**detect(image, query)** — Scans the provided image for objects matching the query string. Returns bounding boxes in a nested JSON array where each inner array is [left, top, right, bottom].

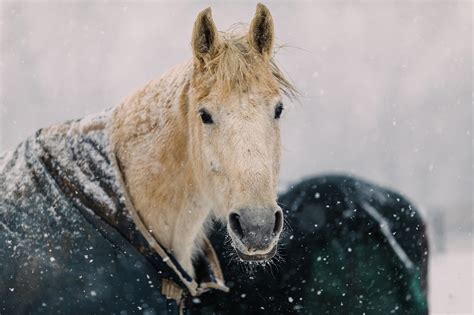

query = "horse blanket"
[[197, 176, 429, 314], [0, 111, 228, 315]]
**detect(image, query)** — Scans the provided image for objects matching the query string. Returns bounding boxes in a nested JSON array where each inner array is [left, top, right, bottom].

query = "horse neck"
[[110, 63, 209, 277]]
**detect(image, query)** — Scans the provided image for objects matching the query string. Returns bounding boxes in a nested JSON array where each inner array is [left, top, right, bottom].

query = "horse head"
[[188, 4, 293, 261]]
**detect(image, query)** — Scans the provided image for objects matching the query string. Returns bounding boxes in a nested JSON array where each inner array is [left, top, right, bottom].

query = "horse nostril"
[[273, 210, 283, 234], [229, 213, 244, 239]]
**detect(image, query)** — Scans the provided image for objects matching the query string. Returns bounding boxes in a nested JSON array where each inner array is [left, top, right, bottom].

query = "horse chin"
[[234, 246, 277, 262]]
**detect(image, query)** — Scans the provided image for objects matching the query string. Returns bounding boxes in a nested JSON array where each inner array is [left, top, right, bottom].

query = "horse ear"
[[248, 3, 274, 58], [192, 7, 220, 64]]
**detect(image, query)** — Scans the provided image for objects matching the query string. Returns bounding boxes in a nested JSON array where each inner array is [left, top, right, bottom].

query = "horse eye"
[[199, 109, 214, 124], [274, 102, 284, 119]]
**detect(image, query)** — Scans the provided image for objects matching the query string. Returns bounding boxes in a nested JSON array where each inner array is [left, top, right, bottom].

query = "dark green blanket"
[[194, 176, 429, 314]]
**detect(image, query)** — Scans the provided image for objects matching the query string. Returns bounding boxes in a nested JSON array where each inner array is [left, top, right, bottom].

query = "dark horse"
[[195, 175, 429, 314]]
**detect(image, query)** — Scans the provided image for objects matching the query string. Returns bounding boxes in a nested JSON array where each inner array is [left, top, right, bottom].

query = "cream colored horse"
[[111, 3, 296, 277]]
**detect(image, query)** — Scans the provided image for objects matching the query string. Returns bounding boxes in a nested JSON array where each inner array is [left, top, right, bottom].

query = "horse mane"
[[195, 25, 299, 100]]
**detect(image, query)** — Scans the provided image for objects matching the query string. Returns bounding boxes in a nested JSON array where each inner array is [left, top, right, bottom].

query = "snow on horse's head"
[[111, 3, 296, 276]]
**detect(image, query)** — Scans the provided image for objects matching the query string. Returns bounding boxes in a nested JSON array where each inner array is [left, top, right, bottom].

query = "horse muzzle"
[[227, 207, 283, 261]]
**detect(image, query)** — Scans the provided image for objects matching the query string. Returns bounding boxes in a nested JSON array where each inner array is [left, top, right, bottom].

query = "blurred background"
[[0, 1, 471, 313]]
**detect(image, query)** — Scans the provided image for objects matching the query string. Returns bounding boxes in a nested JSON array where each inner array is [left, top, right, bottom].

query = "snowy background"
[[0, 1, 471, 314]]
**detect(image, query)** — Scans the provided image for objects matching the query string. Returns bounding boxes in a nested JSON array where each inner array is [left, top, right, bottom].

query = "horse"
[[110, 3, 296, 276], [0, 4, 297, 313], [199, 175, 429, 314]]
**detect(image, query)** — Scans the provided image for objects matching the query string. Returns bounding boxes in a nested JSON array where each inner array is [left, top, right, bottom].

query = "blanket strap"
[[162, 278, 184, 307]]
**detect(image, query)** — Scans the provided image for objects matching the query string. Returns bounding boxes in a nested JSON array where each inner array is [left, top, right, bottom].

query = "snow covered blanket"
[[200, 175, 429, 314], [0, 111, 227, 314]]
